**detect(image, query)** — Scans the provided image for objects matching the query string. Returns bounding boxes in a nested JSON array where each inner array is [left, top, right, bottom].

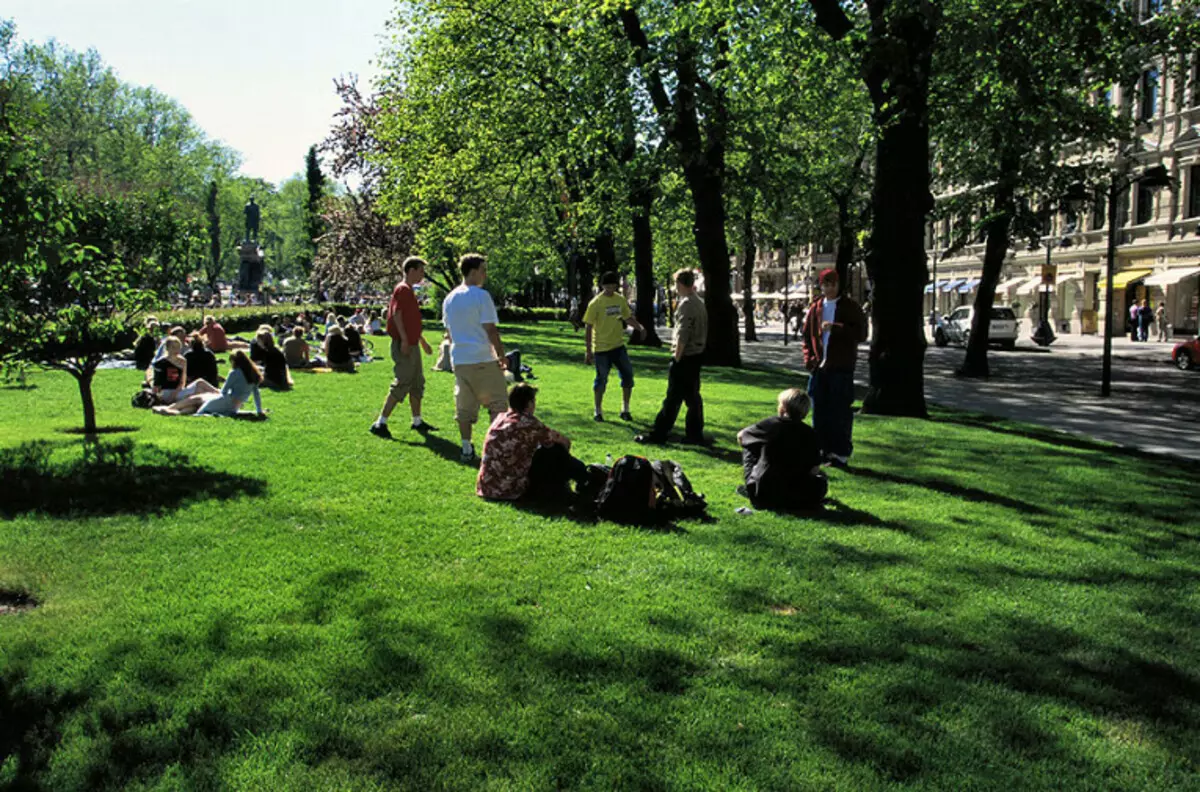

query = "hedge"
[[153, 303, 566, 334]]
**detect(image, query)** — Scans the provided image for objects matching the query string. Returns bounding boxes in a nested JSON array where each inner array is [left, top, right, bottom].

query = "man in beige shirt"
[[637, 268, 708, 446]]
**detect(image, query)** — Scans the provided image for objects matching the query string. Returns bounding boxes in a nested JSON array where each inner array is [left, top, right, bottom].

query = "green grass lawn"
[[2, 323, 1198, 791]]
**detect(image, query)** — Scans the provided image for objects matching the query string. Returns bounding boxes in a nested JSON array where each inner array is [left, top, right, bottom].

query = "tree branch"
[[808, 0, 856, 41]]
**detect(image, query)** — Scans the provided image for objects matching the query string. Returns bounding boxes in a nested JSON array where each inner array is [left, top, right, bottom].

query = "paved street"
[[702, 322, 1200, 462]]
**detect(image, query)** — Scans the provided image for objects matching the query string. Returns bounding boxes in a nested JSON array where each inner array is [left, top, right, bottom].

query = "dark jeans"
[[741, 449, 828, 510], [808, 367, 855, 459], [650, 354, 704, 441], [525, 443, 588, 501]]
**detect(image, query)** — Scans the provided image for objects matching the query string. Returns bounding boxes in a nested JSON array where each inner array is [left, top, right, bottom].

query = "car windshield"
[[990, 308, 1016, 320]]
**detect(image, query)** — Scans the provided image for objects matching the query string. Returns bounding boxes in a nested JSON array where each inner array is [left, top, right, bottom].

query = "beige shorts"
[[454, 361, 508, 424], [388, 339, 425, 401]]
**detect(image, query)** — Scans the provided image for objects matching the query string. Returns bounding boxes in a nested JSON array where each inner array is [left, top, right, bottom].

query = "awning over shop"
[[924, 280, 948, 294], [995, 275, 1027, 291], [1014, 276, 1045, 295], [1055, 274, 1083, 289], [957, 278, 981, 292], [1143, 266, 1200, 288], [1098, 268, 1152, 290], [942, 278, 965, 292]]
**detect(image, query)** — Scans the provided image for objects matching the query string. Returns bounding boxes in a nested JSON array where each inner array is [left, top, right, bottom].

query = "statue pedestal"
[[237, 242, 265, 295]]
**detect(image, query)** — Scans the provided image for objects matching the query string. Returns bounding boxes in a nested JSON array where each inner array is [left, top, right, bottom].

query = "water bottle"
[[605, 453, 614, 468]]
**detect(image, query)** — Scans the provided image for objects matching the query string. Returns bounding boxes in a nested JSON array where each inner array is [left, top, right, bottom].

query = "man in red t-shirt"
[[370, 257, 437, 438]]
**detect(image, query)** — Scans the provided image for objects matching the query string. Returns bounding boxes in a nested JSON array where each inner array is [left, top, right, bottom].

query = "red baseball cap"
[[819, 268, 838, 284]]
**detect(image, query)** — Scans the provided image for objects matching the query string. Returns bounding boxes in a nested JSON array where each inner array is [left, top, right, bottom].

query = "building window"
[[1135, 184, 1155, 225], [939, 219, 950, 247], [1139, 68, 1159, 122], [1189, 165, 1200, 219], [1092, 191, 1107, 230], [925, 221, 935, 249]]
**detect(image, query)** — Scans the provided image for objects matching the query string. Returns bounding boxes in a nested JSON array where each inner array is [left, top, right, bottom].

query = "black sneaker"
[[735, 484, 750, 499], [369, 422, 392, 439], [635, 433, 666, 445], [411, 420, 438, 433], [619, 411, 633, 421], [593, 414, 604, 422]]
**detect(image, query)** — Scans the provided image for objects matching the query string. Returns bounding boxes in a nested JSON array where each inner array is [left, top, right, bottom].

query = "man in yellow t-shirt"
[[584, 271, 646, 422]]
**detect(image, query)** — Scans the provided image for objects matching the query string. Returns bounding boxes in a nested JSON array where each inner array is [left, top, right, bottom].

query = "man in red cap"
[[801, 268, 867, 467]]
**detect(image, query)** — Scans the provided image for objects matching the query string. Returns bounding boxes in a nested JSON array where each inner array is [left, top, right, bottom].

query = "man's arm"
[[484, 323, 506, 368], [585, 324, 594, 362]]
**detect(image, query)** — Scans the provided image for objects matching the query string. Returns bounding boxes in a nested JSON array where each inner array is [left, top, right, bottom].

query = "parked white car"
[[934, 306, 1019, 349]]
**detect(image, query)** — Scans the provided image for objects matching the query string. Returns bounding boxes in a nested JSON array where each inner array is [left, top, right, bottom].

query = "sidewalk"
[[663, 324, 1200, 462]]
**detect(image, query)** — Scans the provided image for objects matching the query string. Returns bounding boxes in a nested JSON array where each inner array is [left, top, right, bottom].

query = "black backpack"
[[595, 455, 657, 523], [650, 459, 707, 519]]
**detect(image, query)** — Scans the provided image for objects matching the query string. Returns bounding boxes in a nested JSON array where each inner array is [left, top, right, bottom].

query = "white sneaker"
[[460, 446, 477, 463]]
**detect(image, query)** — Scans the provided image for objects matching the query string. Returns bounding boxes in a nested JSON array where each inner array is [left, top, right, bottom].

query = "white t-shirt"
[[443, 284, 500, 366], [821, 297, 839, 366]]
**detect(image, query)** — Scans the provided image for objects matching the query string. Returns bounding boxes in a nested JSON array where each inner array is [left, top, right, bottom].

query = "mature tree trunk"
[[75, 366, 97, 435], [959, 179, 1015, 378], [740, 202, 758, 343], [835, 193, 855, 288], [629, 185, 663, 346], [812, 0, 938, 417], [620, 10, 740, 366]]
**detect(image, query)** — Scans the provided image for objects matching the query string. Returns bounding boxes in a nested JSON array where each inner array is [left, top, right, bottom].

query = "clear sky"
[[6, 0, 396, 186]]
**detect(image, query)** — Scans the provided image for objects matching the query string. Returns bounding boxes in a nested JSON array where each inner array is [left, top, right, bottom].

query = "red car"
[[1173, 337, 1199, 371]]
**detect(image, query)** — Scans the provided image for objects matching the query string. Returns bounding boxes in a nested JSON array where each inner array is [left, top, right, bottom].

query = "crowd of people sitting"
[[132, 308, 384, 419]]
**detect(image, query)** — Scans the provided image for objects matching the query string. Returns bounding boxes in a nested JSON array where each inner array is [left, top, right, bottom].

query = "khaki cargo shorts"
[[454, 360, 508, 424], [388, 339, 425, 401]]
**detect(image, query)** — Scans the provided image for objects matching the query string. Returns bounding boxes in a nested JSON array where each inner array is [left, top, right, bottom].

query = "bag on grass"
[[131, 388, 158, 409], [651, 459, 708, 519], [595, 455, 657, 523]]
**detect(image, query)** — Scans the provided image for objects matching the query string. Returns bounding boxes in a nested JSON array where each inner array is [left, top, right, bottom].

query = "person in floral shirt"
[[477, 384, 588, 501]]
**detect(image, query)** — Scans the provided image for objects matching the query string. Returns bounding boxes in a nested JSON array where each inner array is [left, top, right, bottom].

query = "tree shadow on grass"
[[844, 465, 1052, 516], [0, 438, 266, 518], [400, 431, 478, 465]]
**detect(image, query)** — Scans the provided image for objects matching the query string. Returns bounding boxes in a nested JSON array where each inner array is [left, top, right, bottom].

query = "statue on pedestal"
[[244, 197, 261, 242]]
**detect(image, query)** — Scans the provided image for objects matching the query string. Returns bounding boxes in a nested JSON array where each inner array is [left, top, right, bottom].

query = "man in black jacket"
[[801, 269, 866, 467]]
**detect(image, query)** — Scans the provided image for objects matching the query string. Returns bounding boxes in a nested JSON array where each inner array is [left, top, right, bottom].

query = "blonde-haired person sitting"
[[323, 324, 356, 372], [150, 336, 219, 408], [736, 388, 828, 511]]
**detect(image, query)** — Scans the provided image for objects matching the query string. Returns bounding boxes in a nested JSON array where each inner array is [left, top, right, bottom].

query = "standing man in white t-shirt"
[[443, 253, 509, 462]]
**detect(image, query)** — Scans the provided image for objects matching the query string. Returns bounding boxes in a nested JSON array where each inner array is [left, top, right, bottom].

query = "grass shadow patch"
[[0, 588, 39, 615], [0, 438, 266, 518], [57, 426, 139, 436]]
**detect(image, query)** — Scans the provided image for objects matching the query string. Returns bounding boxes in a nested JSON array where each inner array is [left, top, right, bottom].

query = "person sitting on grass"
[[133, 318, 160, 371], [433, 331, 453, 372], [324, 325, 356, 372], [196, 351, 264, 417], [198, 314, 244, 353], [477, 384, 590, 503], [367, 310, 384, 335], [282, 326, 313, 369], [736, 388, 828, 511], [344, 321, 367, 361], [151, 325, 189, 365], [151, 337, 219, 406], [256, 329, 293, 390], [184, 334, 220, 389]]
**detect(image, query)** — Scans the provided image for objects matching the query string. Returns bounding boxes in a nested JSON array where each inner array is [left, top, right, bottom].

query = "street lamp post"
[[1100, 164, 1171, 397]]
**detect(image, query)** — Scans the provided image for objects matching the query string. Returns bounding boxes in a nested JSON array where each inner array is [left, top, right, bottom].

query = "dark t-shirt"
[[344, 326, 364, 356], [134, 334, 157, 370], [184, 348, 219, 387], [249, 340, 266, 364], [326, 333, 351, 365], [152, 358, 183, 390], [740, 416, 823, 490], [262, 347, 288, 385]]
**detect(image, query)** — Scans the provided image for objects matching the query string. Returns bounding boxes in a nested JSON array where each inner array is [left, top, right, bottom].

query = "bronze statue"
[[244, 197, 261, 242]]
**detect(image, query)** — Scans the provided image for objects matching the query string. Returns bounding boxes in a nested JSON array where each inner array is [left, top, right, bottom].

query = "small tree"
[[303, 144, 326, 274], [205, 180, 222, 291]]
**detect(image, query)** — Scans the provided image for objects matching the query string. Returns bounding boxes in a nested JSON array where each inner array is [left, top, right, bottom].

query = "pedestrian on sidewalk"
[[637, 269, 707, 446], [370, 256, 437, 439], [802, 268, 866, 468], [1137, 299, 1152, 343], [584, 271, 646, 422], [1130, 302, 1140, 342], [1155, 301, 1168, 342]]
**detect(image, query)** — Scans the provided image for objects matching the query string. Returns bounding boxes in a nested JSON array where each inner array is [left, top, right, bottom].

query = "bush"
[[155, 303, 566, 333]]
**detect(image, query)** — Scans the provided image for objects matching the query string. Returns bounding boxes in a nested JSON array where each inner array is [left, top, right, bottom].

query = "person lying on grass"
[[477, 383, 590, 504], [736, 388, 828, 511], [151, 336, 219, 406], [154, 351, 265, 418]]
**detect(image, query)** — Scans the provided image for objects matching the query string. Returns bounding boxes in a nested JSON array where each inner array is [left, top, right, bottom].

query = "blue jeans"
[[807, 367, 855, 459], [594, 346, 634, 390]]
